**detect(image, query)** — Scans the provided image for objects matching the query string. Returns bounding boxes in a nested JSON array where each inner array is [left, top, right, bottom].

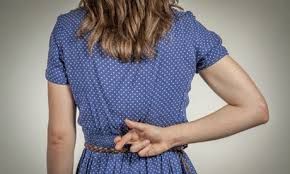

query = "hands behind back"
[[114, 118, 172, 157]]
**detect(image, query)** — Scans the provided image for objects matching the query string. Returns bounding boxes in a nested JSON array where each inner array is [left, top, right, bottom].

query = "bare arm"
[[46, 82, 76, 174], [166, 55, 269, 147]]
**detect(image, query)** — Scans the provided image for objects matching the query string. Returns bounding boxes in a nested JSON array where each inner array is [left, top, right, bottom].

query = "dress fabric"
[[45, 7, 229, 174]]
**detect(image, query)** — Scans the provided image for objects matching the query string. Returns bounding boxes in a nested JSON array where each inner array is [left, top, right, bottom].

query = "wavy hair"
[[76, 0, 183, 63]]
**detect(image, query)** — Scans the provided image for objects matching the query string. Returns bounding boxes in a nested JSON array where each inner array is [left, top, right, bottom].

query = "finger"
[[125, 118, 147, 132], [113, 136, 122, 144], [130, 139, 150, 153], [114, 130, 139, 145], [115, 132, 133, 150], [130, 129, 140, 141], [138, 143, 153, 157]]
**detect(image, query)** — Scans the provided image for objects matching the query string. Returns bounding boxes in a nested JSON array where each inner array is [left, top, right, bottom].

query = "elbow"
[[256, 100, 269, 124], [47, 128, 74, 147], [48, 133, 66, 147]]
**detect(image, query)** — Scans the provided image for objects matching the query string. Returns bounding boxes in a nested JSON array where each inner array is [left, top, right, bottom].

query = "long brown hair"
[[76, 0, 183, 63]]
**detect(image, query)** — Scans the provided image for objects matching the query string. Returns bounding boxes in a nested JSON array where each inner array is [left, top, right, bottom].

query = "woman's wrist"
[[163, 122, 191, 149]]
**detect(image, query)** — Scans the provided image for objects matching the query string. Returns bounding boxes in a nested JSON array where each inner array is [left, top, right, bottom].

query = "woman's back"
[[45, 6, 228, 174]]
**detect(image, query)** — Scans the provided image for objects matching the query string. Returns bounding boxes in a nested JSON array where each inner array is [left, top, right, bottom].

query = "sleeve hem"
[[45, 69, 69, 85], [195, 49, 229, 74], [45, 78, 69, 85]]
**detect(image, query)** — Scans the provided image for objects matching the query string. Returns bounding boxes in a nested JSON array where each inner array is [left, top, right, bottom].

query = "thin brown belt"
[[84, 142, 194, 174]]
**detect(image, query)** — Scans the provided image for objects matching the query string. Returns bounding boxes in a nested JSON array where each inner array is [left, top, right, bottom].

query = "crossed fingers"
[[114, 129, 150, 152]]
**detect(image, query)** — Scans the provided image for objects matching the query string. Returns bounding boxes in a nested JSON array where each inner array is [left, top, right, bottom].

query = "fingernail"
[[114, 138, 119, 143], [115, 144, 120, 149]]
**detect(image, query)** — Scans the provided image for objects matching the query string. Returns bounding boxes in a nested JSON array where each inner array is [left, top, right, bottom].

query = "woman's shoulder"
[[170, 8, 199, 33], [54, 7, 87, 34], [172, 8, 196, 21], [60, 6, 86, 20]]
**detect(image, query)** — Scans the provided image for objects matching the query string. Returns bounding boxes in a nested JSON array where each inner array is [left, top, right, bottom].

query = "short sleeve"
[[184, 11, 229, 74], [45, 15, 69, 85]]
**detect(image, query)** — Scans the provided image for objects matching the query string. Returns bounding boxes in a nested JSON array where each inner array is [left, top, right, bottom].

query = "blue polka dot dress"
[[45, 7, 229, 174]]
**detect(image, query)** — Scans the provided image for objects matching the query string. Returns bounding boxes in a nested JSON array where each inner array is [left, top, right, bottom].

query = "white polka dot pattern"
[[44, 7, 229, 174], [45, 15, 69, 85], [183, 11, 229, 74]]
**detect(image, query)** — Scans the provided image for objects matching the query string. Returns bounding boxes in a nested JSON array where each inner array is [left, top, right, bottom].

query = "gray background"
[[0, 0, 289, 173]]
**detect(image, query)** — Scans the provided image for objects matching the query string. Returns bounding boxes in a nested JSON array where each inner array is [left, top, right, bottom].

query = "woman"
[[45, 0, 269, 174]]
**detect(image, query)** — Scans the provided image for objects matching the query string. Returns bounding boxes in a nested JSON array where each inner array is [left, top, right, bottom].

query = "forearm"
[[166, 104, 268, 148], [47, 134, 76, 174]]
